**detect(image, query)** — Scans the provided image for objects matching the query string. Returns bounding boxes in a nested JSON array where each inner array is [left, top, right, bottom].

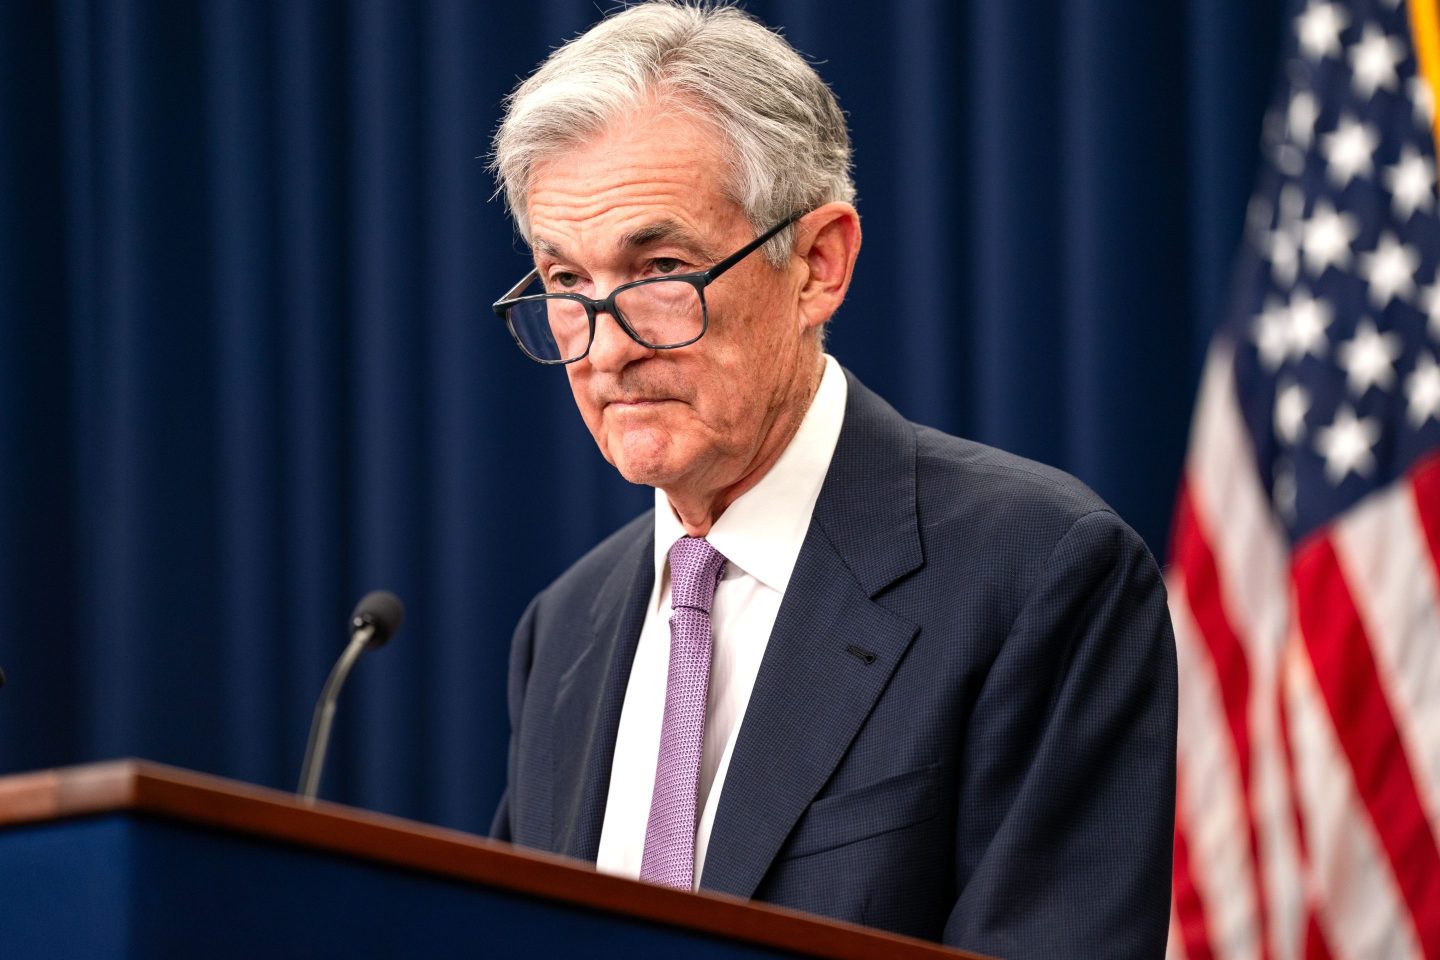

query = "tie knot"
[[668, 537, 726, 613]]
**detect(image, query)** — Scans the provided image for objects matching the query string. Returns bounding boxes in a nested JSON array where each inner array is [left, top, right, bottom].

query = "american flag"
[[1168, 0, 1440, 957]]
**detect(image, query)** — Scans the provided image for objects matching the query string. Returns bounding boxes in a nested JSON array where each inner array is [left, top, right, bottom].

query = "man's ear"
[[793, 202, 862, 332]]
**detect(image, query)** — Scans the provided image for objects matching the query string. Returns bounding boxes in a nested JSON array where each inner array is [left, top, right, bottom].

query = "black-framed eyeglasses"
[[491, 213, 801, 365]]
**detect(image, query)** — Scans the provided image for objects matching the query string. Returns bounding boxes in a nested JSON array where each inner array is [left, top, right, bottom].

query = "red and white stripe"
[[1283, 617, 1422, 959], [1332, 461, 1440, 846], [1168, 341, 1440, 959]]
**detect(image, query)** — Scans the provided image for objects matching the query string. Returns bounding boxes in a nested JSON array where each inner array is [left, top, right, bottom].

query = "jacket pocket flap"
[[780, 763, 943, 861]]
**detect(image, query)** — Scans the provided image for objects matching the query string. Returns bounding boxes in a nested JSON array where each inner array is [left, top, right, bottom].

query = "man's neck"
[[663, 352, 827, 537]]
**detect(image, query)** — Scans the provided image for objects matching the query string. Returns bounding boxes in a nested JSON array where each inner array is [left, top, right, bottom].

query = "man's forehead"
[[522, 101, 741, 256]]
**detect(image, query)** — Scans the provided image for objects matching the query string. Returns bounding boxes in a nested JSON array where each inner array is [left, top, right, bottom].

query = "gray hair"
[[490, 1, 855, 265]]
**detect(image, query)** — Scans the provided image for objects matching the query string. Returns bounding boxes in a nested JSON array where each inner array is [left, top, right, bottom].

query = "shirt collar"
[[652, 354, 848, 599]]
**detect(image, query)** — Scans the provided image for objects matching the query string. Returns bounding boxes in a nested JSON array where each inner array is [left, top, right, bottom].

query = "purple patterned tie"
[[639, 536, 727, 889]]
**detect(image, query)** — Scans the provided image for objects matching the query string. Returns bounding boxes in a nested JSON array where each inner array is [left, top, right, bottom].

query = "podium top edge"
[[0, 760, 981, 960]]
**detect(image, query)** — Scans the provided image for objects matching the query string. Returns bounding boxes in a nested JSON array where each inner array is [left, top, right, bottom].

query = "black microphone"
[[297, 590, 404, 802]]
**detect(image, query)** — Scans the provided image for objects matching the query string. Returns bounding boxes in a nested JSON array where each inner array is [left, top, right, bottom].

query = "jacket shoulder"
[[913, 426, 1112, 529], [904, 425, 1163, 622]]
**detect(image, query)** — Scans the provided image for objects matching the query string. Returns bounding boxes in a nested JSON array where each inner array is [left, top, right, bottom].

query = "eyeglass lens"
[[505, 278, 704, 362]]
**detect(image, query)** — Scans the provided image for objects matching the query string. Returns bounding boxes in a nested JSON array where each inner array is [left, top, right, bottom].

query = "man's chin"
[[596, 431, 668, 483], [602, 430, 687, 489], [611, 456, 685, 490]]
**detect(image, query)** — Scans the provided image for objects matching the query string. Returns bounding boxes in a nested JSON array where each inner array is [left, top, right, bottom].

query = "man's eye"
[[651, 258, 682, 274], [548, 272, 581, 290]]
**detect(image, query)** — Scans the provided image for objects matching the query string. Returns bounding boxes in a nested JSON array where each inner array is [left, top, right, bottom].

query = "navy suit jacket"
[[492, 370, 1177, 958]]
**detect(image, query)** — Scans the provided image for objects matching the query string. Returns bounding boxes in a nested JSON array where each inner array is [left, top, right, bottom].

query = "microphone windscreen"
[[350, 590, 405, 648]]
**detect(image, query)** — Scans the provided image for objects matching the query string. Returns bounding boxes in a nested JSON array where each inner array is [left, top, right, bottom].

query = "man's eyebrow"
[[530, 220, 721, 264], [531, 236, 565, 261], [619, 220, 719, 260]]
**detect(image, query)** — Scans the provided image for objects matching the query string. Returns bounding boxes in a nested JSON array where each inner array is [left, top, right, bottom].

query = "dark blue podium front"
[[0, 762, 971, 960]]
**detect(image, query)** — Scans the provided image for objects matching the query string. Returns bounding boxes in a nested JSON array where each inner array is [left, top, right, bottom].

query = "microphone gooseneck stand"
[[296, 591, 404, 803]]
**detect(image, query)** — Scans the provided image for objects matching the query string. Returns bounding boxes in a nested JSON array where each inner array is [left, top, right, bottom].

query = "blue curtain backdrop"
[[0, 0, 1283, 831]]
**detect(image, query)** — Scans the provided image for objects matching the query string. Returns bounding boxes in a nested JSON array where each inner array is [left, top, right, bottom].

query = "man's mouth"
[[607, 397, 671, 409]]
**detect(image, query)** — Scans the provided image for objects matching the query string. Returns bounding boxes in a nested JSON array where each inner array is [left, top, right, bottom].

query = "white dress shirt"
[[595, 354, 848, 888]]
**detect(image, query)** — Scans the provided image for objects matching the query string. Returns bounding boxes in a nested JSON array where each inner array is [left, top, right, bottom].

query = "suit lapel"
[[700, 529, 918, 897], [700, 372, 925, 898], [550, 518, 654, 860]]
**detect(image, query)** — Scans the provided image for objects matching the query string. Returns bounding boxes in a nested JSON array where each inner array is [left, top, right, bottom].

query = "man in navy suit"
[[487, 3, 1176, 956]]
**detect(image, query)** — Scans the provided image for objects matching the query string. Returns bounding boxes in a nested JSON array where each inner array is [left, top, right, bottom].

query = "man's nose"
[[585, 307, 654, 372]]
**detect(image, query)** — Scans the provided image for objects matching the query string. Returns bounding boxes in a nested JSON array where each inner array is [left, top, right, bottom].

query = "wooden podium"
[[0, 760, 979, 958]]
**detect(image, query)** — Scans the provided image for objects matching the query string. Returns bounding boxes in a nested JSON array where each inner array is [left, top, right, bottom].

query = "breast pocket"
[[779, 763, 945, 861]]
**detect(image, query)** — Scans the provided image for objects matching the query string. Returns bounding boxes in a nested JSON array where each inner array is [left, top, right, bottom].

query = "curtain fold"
[[0, 0, 1282, 829]]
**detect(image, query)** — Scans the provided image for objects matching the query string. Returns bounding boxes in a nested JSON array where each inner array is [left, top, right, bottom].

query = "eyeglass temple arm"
[[701, 212, 801, 283], [494, 268, 540, 310]]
